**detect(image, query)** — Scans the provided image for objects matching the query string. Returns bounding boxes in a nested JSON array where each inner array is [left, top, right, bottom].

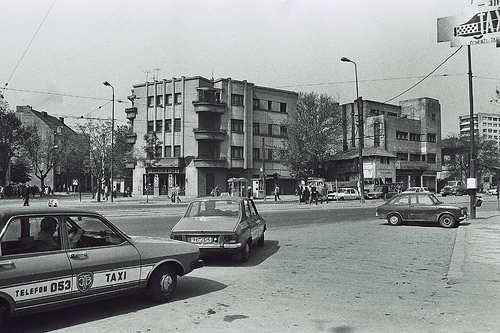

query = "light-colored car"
[[487, 188, 498, 195], [0, 208, 203, 327], [327, 187, 360, 201], [376, 192, 468, 228], [170, 197, 266, 262], [403, 186, 430, 193]]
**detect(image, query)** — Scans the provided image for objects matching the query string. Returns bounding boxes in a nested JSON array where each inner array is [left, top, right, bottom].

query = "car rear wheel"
[[147, 264, 177, 303], [339, 197, 345, 201], [439, 213, 456, 228], [239, 241, 250, 262], [387, 214, 402, 226], [257, 233, 265, 247]]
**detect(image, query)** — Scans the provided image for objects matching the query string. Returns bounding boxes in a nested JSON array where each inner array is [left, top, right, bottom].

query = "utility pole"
[[262, 138, 266, 201], [357, 96, 365, 203]]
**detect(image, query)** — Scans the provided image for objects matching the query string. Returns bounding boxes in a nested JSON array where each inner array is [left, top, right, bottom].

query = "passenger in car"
[[34, 217, 59, 251]]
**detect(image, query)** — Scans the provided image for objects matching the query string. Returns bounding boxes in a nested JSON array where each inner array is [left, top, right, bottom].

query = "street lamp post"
[[103, 81, 115, 203], [341, 57, 365, 203]]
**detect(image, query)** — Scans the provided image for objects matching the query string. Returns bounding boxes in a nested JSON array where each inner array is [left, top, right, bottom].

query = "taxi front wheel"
[[147, 264, 177, 303], [0, 302, 7, 328]]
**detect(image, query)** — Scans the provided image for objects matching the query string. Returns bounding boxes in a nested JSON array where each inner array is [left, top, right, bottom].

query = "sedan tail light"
[[223, 234, 238, 244]]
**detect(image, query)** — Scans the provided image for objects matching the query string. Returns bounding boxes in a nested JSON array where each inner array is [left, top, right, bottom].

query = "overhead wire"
[[383, 46, 464, 103], [3, 0, 57, 90]]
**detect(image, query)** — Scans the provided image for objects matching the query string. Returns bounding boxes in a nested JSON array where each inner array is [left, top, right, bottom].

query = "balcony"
[[395, 160, 436, 171], [193, 157, 227, 168], [192, 101, 227, 113], [193, 128, 227, 141], [125, 107, 137, 120], [125, 133, 137, 144]]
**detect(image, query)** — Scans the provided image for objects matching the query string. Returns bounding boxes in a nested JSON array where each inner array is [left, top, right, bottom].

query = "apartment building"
[[328, 97, 442, 191], [14, 105, 76, 191], [125, 76, 298, 197], [459, 112, 500, 141]]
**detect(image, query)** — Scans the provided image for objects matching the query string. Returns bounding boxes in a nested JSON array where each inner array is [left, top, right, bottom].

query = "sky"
[[1, 0, 499, 137]]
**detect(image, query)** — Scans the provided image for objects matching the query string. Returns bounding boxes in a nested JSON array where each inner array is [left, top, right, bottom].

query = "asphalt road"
[[5, 196, 490, 332]]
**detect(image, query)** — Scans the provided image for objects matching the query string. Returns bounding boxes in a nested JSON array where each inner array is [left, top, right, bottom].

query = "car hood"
[[129, 235, 200, 254], [171, 216, 238, 233]]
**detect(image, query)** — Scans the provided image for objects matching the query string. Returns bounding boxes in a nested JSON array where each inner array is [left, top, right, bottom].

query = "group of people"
[[296, 184, 319, 205], [170, 185, 182, 203]]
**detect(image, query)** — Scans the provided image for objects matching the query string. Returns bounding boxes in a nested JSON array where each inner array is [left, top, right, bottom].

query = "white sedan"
[[327, 188, 360, 201]]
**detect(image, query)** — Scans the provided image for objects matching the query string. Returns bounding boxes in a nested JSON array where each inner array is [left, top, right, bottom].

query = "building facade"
[[14, 106, 76, 191], [125, 76, 298, 198], [328, 97, 442, 191]]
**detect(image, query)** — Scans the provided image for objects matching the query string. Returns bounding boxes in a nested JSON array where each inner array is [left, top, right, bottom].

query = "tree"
[[280, 92, 342, 180], [0, 96, 28, 185], [141, 132, 162, 202], [113, 124, 136, 179], [10, 157, 32, 184], [20, 125, 67, 189], [77, 120, 112, 202], [441, 134, 500, 186]]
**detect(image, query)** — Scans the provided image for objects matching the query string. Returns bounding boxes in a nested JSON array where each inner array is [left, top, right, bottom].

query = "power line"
[[277, 73, 466, 89], [3, 0, 57, 90], [383, 46, 464, 103]]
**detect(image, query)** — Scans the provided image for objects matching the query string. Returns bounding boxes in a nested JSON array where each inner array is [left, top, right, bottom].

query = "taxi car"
[[376, 192, 468, 228], [0, 208, 203, 327], [170, 197, 266, 262], [327, 187, 360, 201]]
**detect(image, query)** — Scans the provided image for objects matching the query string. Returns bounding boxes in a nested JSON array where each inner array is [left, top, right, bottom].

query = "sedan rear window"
[[186, 201, 240, 217]]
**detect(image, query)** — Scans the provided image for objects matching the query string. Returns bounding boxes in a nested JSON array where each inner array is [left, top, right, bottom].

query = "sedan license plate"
[[189, 236, 215, 243]]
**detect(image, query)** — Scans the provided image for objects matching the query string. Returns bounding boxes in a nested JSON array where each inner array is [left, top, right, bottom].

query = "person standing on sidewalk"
[[274, 184, 282, 202], [22, 184, 30, 206]]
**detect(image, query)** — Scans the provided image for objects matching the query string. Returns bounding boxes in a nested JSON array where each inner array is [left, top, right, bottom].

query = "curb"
[[446, 224, 466, 285]]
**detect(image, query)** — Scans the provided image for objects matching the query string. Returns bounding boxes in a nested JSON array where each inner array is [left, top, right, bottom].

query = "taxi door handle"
[[0, 261, 14, 268], [69, 252, 88, 259]]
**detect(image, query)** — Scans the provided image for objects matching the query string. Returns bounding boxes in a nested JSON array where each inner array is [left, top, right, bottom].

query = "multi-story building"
[[459, 112, 500, 142], [125, 76, 298, 198], [327, 98, 442, 191], [14, 105, 76, 191], [459, 112, 500, 190]]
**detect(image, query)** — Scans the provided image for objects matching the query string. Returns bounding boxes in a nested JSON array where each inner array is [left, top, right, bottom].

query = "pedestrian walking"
[[175, 185, 181, 203], [274, 184, 282, 202], [22, 185, 30, 206], [310, 185, 318, 205], [247, 186, 252, 199]]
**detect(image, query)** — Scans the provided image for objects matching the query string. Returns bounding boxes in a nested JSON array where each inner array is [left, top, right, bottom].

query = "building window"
[[280, 102, 287, 113], [253, 122, 260, 134], [253, 98, 260, 110], [147, 121, 154, 133], [266, 148, 273, 161], [156, 120, 163, 132], [396, 131, 408, 140], [231, 94, 244, 106], [174, 145, 181, 157], [197, 89, 220, 103], [174, 93, 182, 104], [427, 154, 436, 163], [280, 126, 287, 137], [164, 146, 171, 157], [410, 133, 421, 141], [165, 119, 172, 132], [166, 94, 173, 105], [409, 154, 421, 161], [174, 118, 181, 132], [156, 145, 162, 157], [374, 122, 381, 147], [268, 124, 273, 136], [147, 96, 154, 107], [253, 148, 260, 160], [427, 133, 436, 142], [267, 100, 272, 111], [396, 152, 408, 161], [231, 119, 244, 133], [156, 95, 163, 107], [431, 113, 436, 121], [231, 146, 244, 159]]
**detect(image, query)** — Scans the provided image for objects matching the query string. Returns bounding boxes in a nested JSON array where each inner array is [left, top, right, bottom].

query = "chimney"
[[42, 111, 48, 118], [59, 117, 64, 124]]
